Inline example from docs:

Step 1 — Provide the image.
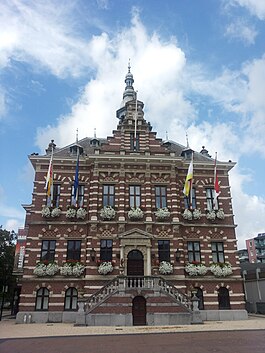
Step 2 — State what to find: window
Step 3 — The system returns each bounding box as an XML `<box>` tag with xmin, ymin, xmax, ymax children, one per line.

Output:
<box><xmin>206</xmin><ymin>188</ymin><xmax>217</xmax><ymax>211</ymax></box>
<box><xmin>40</xmin><ymin>240</ymin><xmax>56</xmax><ymax>262</ymax></box>
<box><xmin>67</xmin><ymin>240</ymin><xmax>81</xmax><ymax>261</ymax></box>
<box><xmin>103</xmin><ymin>185</ymin><xmax>115</xmax><ymax>207</ymax></box>
<box><xmin>64</xmin><ymin>287</ymin><xmax>78</xmax><ymax>311</ymax></box>
<box><xmin>130</xmin><ymin>132</ymin><xmax>139</xmax><ymax>151</ymax></box>
<box><xmin>187</xmin><ymin>241</ymin><xmax>201</xmax><ymax>263</ymax></box>
<box><xmin>100</xmin><ymin>240</ymin><xmax>113</xmax><ymax>262</ymax></box>
<box><xmin>129</xmin><ymin>185</ymin><xmax>141</xmax><ymax>208</ymax></box>
<box><xmin>218</xmin><ymin>287</ymin><xmax>230</xmax><ymax>309</ymax></box>
<box><xmin>51</xmin><ymin>184</ymin><xmax>60</xmax><ymax>207</ymax></box>
<box><xmin>184</xmin><ymin>188</ymin><xmax>196</xmax><ymax>209</ymax></box>
<box><xmin>35</xmin><ymin>287</ymin><xmax>49</xmax><ymax>311</ymax></box>
<box><xmin>71</xmin><ymin>185</ymin><xmax>84</xmax><ymax>207</ymax></box>
<box><xmin>211</xmin><ymin>242</ymin><xmax>224</xmax><ymax>263</ymax></box>
<box><xmin>155</xmin><ymin>186</ymin><xmax>167</xmax><ymax>209</ymax></box>
<box><xmin>195</xmin><ymin>287</ymin><xmax>204</xmax><ymax>310</ymax></box>
<box><xmin>158</xmin><ymin>240</ymin><xmax>170</xmax><ymax>262</ymax></box>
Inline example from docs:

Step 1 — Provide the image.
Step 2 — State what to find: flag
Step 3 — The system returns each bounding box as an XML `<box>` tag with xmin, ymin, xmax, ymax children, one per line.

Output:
<box><xmin>183</xmin><ymin>156</ymin><xmax>193</xmax><ymax>197</ymax></box>
<box><xmin>72</xmin><ymin>151</ymin><xmax>79</xmax><ymax>206</ymax></box>
<box><xmin>45</xmin><ymin>149</ymin><xmax>53</xmax><ymax>205</ymax></box>
<box><xmin>213</xmin><ymin>153</ymin><xmax>220</xmax><ymax>209</ymax></box>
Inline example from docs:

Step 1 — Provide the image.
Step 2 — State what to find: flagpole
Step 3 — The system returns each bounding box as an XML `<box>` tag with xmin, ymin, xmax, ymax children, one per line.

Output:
<box><xmin>134</xmin><ymin>90</ymin><xmax>138</xmax><ymax>150</ymax></box>
<box><xmin>45</xmin><ymin>145</ymin><xmax>54</xmax><ymax>207</ymax></box>
<box><xmin>214</xmin><ymin>152</ymin><xmax>220</xmax><ymax>210</ymax></box>
<box><xmin>190</xmin><ymin>152</ymin><xmax>193</xmax><ymax>209</ymax></box>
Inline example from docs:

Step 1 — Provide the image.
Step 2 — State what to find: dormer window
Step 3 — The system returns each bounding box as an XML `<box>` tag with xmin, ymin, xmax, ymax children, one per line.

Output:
<box><xmin>70</xmin><ymin>145</ymin><xmax>83</xmax><ymax>156</ymax></box>
<box><xmin>90</xmin><ymin>138</ymin><xmax>100</xmax><ymax>148</ymax></box>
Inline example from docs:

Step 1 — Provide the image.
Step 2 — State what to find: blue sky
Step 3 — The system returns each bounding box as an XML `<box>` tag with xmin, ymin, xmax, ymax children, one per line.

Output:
<box><xmin>1</xmin><ymin>0</ymin><xmax>265</xmax><ymax>248</ymax></box>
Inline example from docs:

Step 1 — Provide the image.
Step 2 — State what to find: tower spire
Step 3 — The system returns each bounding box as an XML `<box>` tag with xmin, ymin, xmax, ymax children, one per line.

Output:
<box><xmin>121</xmin><ymin>59</ymin><xmax>135</xmax><ymax>106</ymax></box>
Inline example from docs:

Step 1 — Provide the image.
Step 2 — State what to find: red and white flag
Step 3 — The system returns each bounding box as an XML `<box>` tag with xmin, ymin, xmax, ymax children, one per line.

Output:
<box><xmin>213</xmin><ymin>152</ymin><xmax>220</xmax><ymax>209</ymax></box>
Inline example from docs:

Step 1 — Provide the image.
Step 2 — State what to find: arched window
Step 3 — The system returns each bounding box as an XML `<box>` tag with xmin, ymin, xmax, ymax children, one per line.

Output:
<box><xmin>195</xmin><ymin>287</ymin><xmax>204</xmax><ymax>310</ymax></box>
<box><xmin>64</xmin><ymin>287</ymin><xmax>78</xmax><ymax>311</ymax></box>
<box><xmin>218</xmin><ymin>287</ymin><xmax>231</xmax><ymax>309</ymax></box>
<box><xmin>35</xmin><ymin>287</ymin><xmax>49</xmax><ymax>311</ymax></box>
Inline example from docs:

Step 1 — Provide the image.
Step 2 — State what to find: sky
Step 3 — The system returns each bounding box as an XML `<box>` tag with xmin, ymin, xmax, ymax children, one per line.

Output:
<box><xmin>0</xmin><ymin>0</ymin><xmax>265</xmax><ymax>249</ymax></box>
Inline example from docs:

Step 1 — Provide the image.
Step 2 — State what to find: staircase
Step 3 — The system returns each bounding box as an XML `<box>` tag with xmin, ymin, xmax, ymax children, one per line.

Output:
<box><xmin>85</xmin><ymin>276</ymin><xmax>192</xmax><ymax>314</ymax></box>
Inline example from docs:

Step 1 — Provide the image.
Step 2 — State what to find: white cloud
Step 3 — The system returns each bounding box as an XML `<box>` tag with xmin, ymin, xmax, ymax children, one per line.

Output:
<box><xmin>225</xmin><ymin>18</ymin><xmax>257</xmax><ymax>45</ymax></box>
<box><xmin>229</xmin><ymin>0</ymin><xmax>265</xmax><ymax>20</ymax></box>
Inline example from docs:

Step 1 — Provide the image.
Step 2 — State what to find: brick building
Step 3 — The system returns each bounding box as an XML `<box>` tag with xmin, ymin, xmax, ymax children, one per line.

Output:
<box><xmin>16</xmin><ymin>67</ymin><xmax>246</xmax><ymax>325</ymax></box>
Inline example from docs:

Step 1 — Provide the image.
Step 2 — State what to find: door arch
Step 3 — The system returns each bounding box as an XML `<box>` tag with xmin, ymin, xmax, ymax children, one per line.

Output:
<box><xmin>218</xmin><ymin>287</ymin><xmax>231</xmax><ymax>309</ymax></box>
<box><xmin>132</xmin><ymin>296</ymin><xmax>146</xmax><ymax>326</ymax></box>
<box><xmin>127</xmin><ymin>250</ymin><xmax>144</xmax><ymax>276</ymax></box>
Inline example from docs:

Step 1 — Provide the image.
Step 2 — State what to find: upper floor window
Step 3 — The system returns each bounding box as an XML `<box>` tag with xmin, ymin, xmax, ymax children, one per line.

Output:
<box><xmin>155</xmin><ymin>186</ymin><xmax>167</xmax><ymax>209</ymax></box>
<box><xmin>184</xmin><ymin>188</ymin><xmax>196</xmax><ymax>209</ymax></box>
<box><xmin>129</xmin><ymin>185</ymin><xmax>141</xmax><ymax>208</ymax></box>
<box><xmin>47</xmin><ymin>184</ymin><xmax>60</xmax><ymax>207</ymax></box>
<box><xmin>158</xmin><ymin>240</ymin><xmax>170</xmax><ymax>262</ymax></box>
<box><xmin>187</xmin><ymin>241</ymin><xmax>201</xmax><ymax>263</ymax></box>
<box><xmin>103</xmin><ymin>185</ymin><xmax>115</xmax><ymax>207</ymax></box>
<box><xmin>35</xmin><ymin>287</ymin><xmax>49</xmax><ymax>311</ymax></box>
<box><xmin>206</xmin><ymin>188</ymin><xmax>218</xmax><ymax>211</ymax></box>
<box><xmin>130</xmin><ymin>132</ymin><xmax>140</xmax><ymax>151</ymax></box>
<box><xmin>67</xmin><ymin>240</ymin><xmax>81</xmax><ymax>262</ymax></box>
<box><xmin>71</xmin><ymin>185</ymin><xmax>84</xmax><ymax>207</ymax></box>
<box><xmin>211</xmin><ymin>242</ymin><xmax>224</xmax><ymax>263</ymax></box>
<box><xmin>100</xmin><ymin>239</ymin><xmax>113</xmax><ymax>262</ymax></box>
<box><xmin>64</xmin><ymin>287</ymin><xmax>78</xmax><ymax>311</ymax></box>
<box><xmin>40</xmin><ymin>240</ymin><xmax>56</xmax><ymax>262</ymax></box>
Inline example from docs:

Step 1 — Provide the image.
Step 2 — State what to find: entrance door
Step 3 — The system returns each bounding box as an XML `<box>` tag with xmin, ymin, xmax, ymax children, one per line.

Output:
<box><xmin>127</xmin><ymin>250</ymin><xmax>144</xmax><ymax>276</ymax></box>
<box><xmin>132</xmin><ymin>296</ymin><xmax>146</xmax><ymax>326</ymax></box>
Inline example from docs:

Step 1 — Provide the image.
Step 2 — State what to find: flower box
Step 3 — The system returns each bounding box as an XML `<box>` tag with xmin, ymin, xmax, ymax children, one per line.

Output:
<box><xmin>210</xmin><ymin>263</ymin><xmax>232</xmax><ymax>277</ymax></box>
<box><xmin>128</xmin><ymin>207</ymin><xmax>144</xmax><ymax>220</ymax></box>
<box><xmin>185</xmin><ymin>263</ymin><xmax>208</xmax><ymax>276</ymax></box>
<box><xmin>155</xmin><ymin>207</ymin><xmax>170</xmax><ymax>221</ymax></box>
<box><xmin>99</xmin><ymin>206</ymin><xmax>116</xmax><ymax>220</ymax></box>
<box><xmin>60</xmin><ymin>262</ymin><xmax>85</xmax><ymax>277</ymax></box>
<box><xmin>76</xmin><ymin>207</ymin><xmax>87</xmax><ymax>220</ymax></box>
<box><xmin>158</xmin><ymin>261</ymin><xmax>173</xmax><ymax>275</ymax></box>
<box><xmin>33</xmin><ymin>262</ymin><xmax>59</xmax><ymax>277</ymax></box>
<box><xmin>41</xmin><ymin>206</ymin><xmax>61</xmax><ymax>218</ymax></box>
<box><xmin>98</xmin><ymin>261</ymin><xmax>114</xmax><ymax>275</ymax></box>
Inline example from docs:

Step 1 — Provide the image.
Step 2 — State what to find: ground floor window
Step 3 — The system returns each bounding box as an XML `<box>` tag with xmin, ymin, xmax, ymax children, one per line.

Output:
<box><xmin>35</xmin><ymin>287</ymin><xmax>49</xmax><ymax>311</ymax></box>
<box><xmin>64</xmin><ymin>287</ymin><xmax>78</xmax><ymax>311</ymax></box>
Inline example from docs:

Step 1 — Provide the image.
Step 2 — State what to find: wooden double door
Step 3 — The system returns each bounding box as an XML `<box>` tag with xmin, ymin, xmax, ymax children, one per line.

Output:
<box><xmin>127</xmin><ymin>249</ymin><xmax>144</xmax><ymax>276</ymax></box>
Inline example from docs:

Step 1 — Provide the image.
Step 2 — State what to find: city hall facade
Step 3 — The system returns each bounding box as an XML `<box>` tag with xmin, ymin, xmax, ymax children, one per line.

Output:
<box><xmin>16</xmin><ymin>67</ymin><xmax>246</xmax><ymax>325</ymax></box>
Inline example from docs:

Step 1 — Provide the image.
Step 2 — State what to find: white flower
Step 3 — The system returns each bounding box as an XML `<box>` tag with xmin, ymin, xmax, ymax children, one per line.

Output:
<box><xmin>51</xmin><ymin>207</ymin><xmax>61</xmax><ymax>218</ymax></box>
<box><xmin>46</xmin><ymin>263</ymin><xmax>59</xmax><ymax>276</ymax></box>
<box><xmin>33</xmin><ymin>262</ymin><xmax>58</xmax><ymax>276</ymax></box>
<box><xmin>60</xmin><ymin>263</ymin><xmax>73</xmax><ymax>276</ymax></box>
<box><xmin>182</xmin><ymin>209</ymin><xmax>192</xmax><ymax>220</ymax></box>
<box><xmin>206</xmin><ymin>210</ymin><xmax>216</xmax><ymax>220</ymax></box>
<box><xmin>33</xmin><ymin>263</ymin><xmax>47</xmax><ymax>276</ymax></box>
<box><xmin>193</xmin><ymin>209</ymin><xmax>201</xmax><ymax>220</ymax></box>
<box><xmin>155</xmin><ymin>207</ymin><xmax>170</xmax><ymax>220</ymax></box>
<box><xmin>210</xmin><ymin>263</ymin><xmax>232</xmax><ymax>277</ymax></box>
<box><xmin>185</xmin><ymin>263</ymin><xmax>208</xmax><ymax>276</ymax></box>
<box><xmin>72</xmin><ymin>263</ymin><xmax>85</xmax><ymax>277</ymax></box>
<box><xmin>158</xmin><ymin>261</ymin><xmax>173</xmax><ymax>275</ymax></box>
<box><xmin>76</xmin><ymin>207</ymin><xmax>87</xmax><ymax>219</ymax></box>
<box><xmin>216</xmin><ymin>208</ymin><xmax>225</xmax><ymax>220</ymax></box>
<box><xmin>66</xmin><ymin>208</ymin><xmax>76</xmax><ymax>218</ymax></box>
<box><xmin>98</xmin><ymin>261</ymin><xmax>113</xmax><ymax>275</ymax></box>
<box><xmin>41</xmin><ymin>206</ymin><xmax>51</xmax><ymax>218</ymax></box>
<box><xmin>100</xmin><ymin>206</ymin><xmax>116</xmax><ymax>220</ymax></box>
<box><xmin>128</xmin><ymin>207</ymin><xmax>144</xmax><ymax>220</ymax></box>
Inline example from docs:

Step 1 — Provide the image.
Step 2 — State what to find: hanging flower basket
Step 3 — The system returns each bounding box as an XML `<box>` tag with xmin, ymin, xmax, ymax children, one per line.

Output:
<box><xmin>128</xmin><ymin>207</ymin><xmax>144</xmax><ymax>220</ymax></box>
<box><xmin>51</xmin><ymin>207</ymin><xmax>61</xmax><ymax>218</ymax></box>
<box><xmin>182</xmin><ymin>209</ymin><xmax>193</xmax><ymax>220</ymax></box>
<box><xmin>76</xmin><ymin>207</ymin><xmax>87</xmax><ymax>220</ymax></box>
<box><xmin>216</xmin><ymin>208</ymin><xmax>225</xmax><ymax>220</ymax></box>
<box><xmin>185</xmin><ymin>263</ymin><xmax>208</xmax><ymax>276</ymax></box>
<box><xmin>33</xmin><ymin>262</ymin><xmax>59</xmax><ymax>277</ymax></box>
<box><xmin>155</xmin><ymin>207</ymin><xmax>170</xmax><ymax>221</ymax></box>
<box><xmin>206</xmin><ymin>210</ymin><xmax>216</xmax><ymax>221</ymax></box>
<box><xmin>98</xmin><ymin>261</ymin><xmax>114</xmax><ymax>275</ymax></box>
<box><xmin>210</xmin><ymin>263</ymin><xmax>232</xmax><ymax>277</ymax></box>
<box><xmin>41</xmin><ymin>206</ymin><xmax>51</xmax><ymax>218</ymax></box>
<box><xmin>158</xmin><ymin>261</ymin><xmax>173</xmax><ymax>275</ymax></box>
<box><xmin>66</xmin><ymin>207</ymin><xmax>77</xmax><ymax>219</ymax></box>
<box><xmin>193</xmin><ymin>209</ymin><xmax>202</xmax><ymax>220</ymax></box>
<box><xmin>60</xmin><ymin>262</ymin><xmax>85</xmax><ymax>277</ymax></box>
<box><xmin>99</xmin><ymin>206</ymin><xmax>116</xmax><ymax>220</ymax></box>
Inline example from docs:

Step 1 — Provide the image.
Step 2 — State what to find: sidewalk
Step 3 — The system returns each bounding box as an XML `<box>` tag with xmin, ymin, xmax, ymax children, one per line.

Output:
<box><xmin>0</xmin><ymin>315</ymin><xmax>265</xmax><ymax>339</ymax></box>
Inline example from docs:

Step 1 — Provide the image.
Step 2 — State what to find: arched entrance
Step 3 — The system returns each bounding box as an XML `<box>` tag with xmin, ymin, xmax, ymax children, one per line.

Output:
<box><xmin>127</xmin><ymin>250</ymin><xmax>144</xmax><ymax>276</ymax></box>
<box><xmin>132</xmin><ymin>296</ymin><xmax>146</xmax><ymax>326</ymax></box>
<box><xmin>218</xmin><ymin>287</ymin><xmax>231</xmax><ymax>309</ymax></box>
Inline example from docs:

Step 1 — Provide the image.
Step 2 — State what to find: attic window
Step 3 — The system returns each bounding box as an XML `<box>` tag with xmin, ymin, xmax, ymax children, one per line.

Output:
<box><xmin>90</xmin><ymin>138</ymin><xmax>100</xmax><ymax>147</ymax></box>
<box><xmin>181</xmin><ymin>149</ymin><xmax>193</xmax><ymax>160</ymax></box>
<box><xmin>70</xmin><ymin>145</ymin><xmax>83</xmax><ymax>155</ymax></box>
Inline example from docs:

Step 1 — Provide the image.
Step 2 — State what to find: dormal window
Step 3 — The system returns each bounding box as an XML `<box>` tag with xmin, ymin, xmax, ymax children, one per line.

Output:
<box><xmin>155</xmin><ymin>186</ymin><xmax>167</xmax><ymax>209</ymax></box>
<box><xmin>187</xmin><ymin>241</ymin><xmax>201</xmax><ymax>263</ymax></box>
<box><xmin>211</xmin><ymin>242</ymin><xmax>224</xmax><ymax>263</ymax></box>
<box><xmin>206</xmin><ymin>188</ymin><xmax>218</xmax><ymax>211</ymax></box>
<box><xmin>40</xmin><ymin>240</ymin><xmax>56</xmax><ymax>262</ymax></box>
<box><xmin>67</xmin><ymin>240</ymin><xmax>81</xmax><ymax>262</ymax></box>
<box><xmin>47</xmin><ymin>184</ymin><xmax>60</xmax><ymax>208</ymax></box>
<box><xmin>71</xmin><ymin>185</ymin><xmax>84</xmax><ymax>207</ymax></box>
<box><xmin>100</xmin><ymin>239</ymin><xmax>113</xmax><ymax>262</ymax></box>
<box><xmin>64</xmin><ymin>287</ymin><xmax>78</xmax><ymax>311</ymax></box>
<box><xmin>103</xmin><ymin>185</ymin><xmax>115</xmax><ymax>207</ymax></box>
<box><xmin>158</xmin><ymin>240</ymin><xmax>170</xmax><ymax>262</ymax></box>
<box><xmin>184</xmin><ymin>188</ymin><xmax>196</xmax><ymax>209</ymax></box>
<box><xmin>35</xmin><ymin>287</ymin><xmax>49</xmax><ymax>311</ymax></box>
<box><xmin>130</xmin><ymin>133</ymin><xmax>140</xmax><ymax>151</ymax></box>
<box><xmin>129</xmin><ymin>185</ymin><xmax>141</xmax><ymax>208</ymax></box>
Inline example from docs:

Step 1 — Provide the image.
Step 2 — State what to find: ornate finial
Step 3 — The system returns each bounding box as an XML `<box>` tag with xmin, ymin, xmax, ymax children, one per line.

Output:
<box><xmin>128</xmin><ymin>58</ymin><xmax>131</xmax><ymax>73</ymax></box>
<box><xmin>94</xmin><ymin>128</ymin><xmax>97</xmax><ymax>138</ymax></box>
<box><xmin>186</xmin><ymin>131</ymin><xmax>190</xmax><ymax>148</ymax></box>
<box><xmin>76</xmin><ymin>128</ymin><xmax>79</xmax><ymax>143</ymax></box>
<box><xmin>166</xmin><ymin>131</ymin><xmax>169</xmax><ymax>141</ymax></box>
